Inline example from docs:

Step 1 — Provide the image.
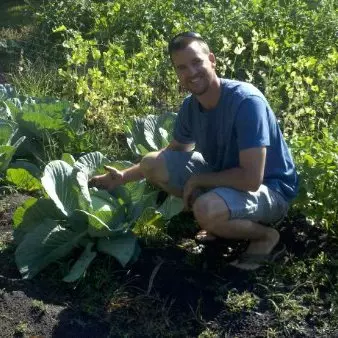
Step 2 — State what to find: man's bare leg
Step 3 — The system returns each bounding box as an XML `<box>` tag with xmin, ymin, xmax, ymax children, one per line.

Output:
<box><xmin>139</xmin><ymin>151</ymin><xmax>183</xmax><ymax>197</ymax></box>
<box><xmin>139</xmin><ymin>153</ymin><xmax>280</xmax><ymax>269</ymax></box>
<box><xmin>193</xmin><ymin>192</ymin><xmax>280</xmax><ymax>270</ymax></box>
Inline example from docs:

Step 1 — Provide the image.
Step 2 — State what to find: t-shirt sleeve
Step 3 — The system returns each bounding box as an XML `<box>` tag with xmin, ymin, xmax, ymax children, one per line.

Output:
<box><xmin>173</xmin><ymin>99</ymin><xmax>195</xmax><ymax>144</ymax></box>
<box><xmin>235</xmin><ymin>96</ymin><xmax>270</xmax><ymax>150</ymax></box>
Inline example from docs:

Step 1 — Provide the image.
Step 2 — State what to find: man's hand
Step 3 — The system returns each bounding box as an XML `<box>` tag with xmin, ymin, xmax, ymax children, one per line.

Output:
<box><xmin>88</xmin><ymin>165</ymin><xmax>124</xmax><ymax>191</ymax></box>
<box><xmin>183</xmin><ymin>175</ymin><xmax>201</xmax><ymax>211</ymax></box>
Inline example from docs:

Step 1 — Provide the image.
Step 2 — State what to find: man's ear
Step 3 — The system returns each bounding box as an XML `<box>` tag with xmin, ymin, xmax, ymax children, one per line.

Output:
<box><xmin>209</xmin><ymin>53</ymin><xmax>216</xmax><ymax>67</ymax></box>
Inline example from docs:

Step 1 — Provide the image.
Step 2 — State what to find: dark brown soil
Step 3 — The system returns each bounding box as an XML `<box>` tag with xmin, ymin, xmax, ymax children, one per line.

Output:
<box><xmin>0</xmin><ymin>192</ymin><xmax>337</xmax><ymax>337</ymax></box>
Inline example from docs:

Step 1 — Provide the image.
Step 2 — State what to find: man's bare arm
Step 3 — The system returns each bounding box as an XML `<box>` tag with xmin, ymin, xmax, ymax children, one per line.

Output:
<box><xmin>89</xmin><ymin>139</ymin><xmax>194</xmax><ymax>190</ymax></box>
<box><xmin>186</xmin><ymin>147</ymin><xmax>266</xmax><ymax>192</ymax></box>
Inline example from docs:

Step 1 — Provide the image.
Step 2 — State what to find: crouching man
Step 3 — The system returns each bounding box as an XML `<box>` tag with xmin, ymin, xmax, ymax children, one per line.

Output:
<box><xmin>89</xmin><ymin>32</ymin><xmax>299</xmax><ymax>270</ymax></box>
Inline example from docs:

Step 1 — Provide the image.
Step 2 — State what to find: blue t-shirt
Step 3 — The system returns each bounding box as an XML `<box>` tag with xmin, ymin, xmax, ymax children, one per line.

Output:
<box><xmin>173</xmin><ymin>79</ymin><xmax>299</xmax><ymax>202</ymax></box>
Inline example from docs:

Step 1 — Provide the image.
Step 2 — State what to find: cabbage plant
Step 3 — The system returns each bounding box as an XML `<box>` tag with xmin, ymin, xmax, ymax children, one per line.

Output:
<box><xmin>0</xmin><ymin>84</ymin><xmax>86</xmax><ymax>164</ymax></box>
<box><xmin>13</xmin><ymin>151</ymin><xmax>183</xmax><ymax>282</ymax></box>
<box><xmin>0</xmin><ymin>121</ymin><xmax>25</xmax><ymax>172</ymax></box>
<box><xmin>125</xmin><ymin>112</ymin><xmax>176</xmax><ymax>157</ymax></box>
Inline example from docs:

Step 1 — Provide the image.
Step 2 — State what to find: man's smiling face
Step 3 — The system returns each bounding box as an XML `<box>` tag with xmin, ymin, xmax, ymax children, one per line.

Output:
<box><xmin>171</xmin><ymin>40</ymin><xmax>217</xmax><ymax>96</ymax></box>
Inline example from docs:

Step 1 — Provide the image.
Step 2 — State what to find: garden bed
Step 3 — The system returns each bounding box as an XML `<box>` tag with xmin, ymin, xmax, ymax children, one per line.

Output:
<box><xmin>1</xmin><ymin>192</ymin><xmax>337</xmax><ymax>337</ymax></box>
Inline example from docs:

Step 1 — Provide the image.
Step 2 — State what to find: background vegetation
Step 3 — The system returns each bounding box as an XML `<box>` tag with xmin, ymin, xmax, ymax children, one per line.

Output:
<box><xmin>14</xmin><ymin>0</ymin><xmax>337</xmax><ymax>229</ymax></box>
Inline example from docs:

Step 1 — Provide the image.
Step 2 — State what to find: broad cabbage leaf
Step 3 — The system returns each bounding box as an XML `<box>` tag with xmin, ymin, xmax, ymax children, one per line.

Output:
<box><xmin>125</xmin><ymin>112</ymin><xmax>176</xmax><ymax>157</ymax></box>
<box><xmin>15</xmin><ymin>218</ymin><xmax>87</xmax><ymax>279</ymax></box>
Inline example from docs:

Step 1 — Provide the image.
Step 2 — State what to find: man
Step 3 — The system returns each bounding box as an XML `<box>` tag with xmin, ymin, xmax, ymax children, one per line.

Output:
<box><xmin>89</xmin><ymin>32</ymin><xmax>298</xmax><ymax>270</ymax></box>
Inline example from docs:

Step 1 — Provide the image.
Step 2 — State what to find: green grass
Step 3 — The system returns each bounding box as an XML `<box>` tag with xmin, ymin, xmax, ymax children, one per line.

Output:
<box><xmin>8</xmin><ymin>57</ymin><xmax>61</xmax><ymax>97</ymax></box>
<box><xmin>0</xmin><ymin>0</ymin><xmax>50</xmax><ymax>85</ymax></box>
<box><xmin>0</xmin><ymin>0</ymin><xmax>38</xmax><ymax>40</ymax></box>
<box><xmin>0</xmin><ymin>1</ymin><xmax>32</xmax><ymax>28</ymax></box>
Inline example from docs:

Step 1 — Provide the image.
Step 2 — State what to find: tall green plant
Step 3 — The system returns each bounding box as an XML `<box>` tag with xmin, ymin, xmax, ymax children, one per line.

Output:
<box><xmin>48</xmin><ymin>0</ymin><xmax>337</xmax><ymax>137</ymax></box>
<box><xmin>290</xmin><ymin>126</ymin><xmax>338</xmax><ymax>230</ymax></box>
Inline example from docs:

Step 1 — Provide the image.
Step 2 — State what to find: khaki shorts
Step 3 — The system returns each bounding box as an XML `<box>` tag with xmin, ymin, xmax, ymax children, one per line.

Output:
<box><xmin>161</xmin><ymin>149</ymin><xmax>289</xmax><ymax>225</ymax></box>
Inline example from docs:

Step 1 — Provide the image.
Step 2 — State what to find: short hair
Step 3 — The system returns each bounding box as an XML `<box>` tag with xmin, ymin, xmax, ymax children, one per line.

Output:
<box><xmin>168</xmin><ymin>31</ymin><xmax>210</xmax><ymax>59</ymax></box>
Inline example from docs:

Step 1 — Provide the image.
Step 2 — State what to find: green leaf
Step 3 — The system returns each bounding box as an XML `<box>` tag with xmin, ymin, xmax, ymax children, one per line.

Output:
<box><xmin>74</xmin><ymin>151</ymin><xmax>109</xmax><ymax>176</ymax></box>
<box><xmin>20</xmin><ymin>109</ymin><xmax>66</xmax><ymax>138</ymax></box>
<box><xmin>77</xmin><ymin>206</ymin><xmax>127</xmax><ymax>238</ymax></box>
<box><xmin>125</xmin><ymin>118</ymin><xmax>147</xmax><ymax>156</ymax></box>
<box><xmin>97</xmin><ymin>232</ymin><xmax>138</xmax><ymax>267</ymax></box>
<box><xmin>0</xmin><ymin>121</ymin><xmax>14</xmax><ymax>144</ymax></box>
<box><xmin>125</xmin><ymin>112</ymin><xmax>176</xmax><ymax>157</ymax></box>
<box><xmin>15</xmin><ymin>218</ymin><xmax>87</xmax><ymax>279</ymax></box>
<box><xmin>303</xmin><ymin>154</ymin><xmax>316</xmax><ymax>166</ymax></box>
<box><xmin>0</xmin><ymin>129</ymin><xmax>25</xmax><ymax>172</ymax></box>
<box><xmin>63</xmin><ymin>242</ymin><xmax>97</xmax><ymax>283</ymax></box>
<box><xmin>157</xmin><ymin>195</ymin><xmax>184</xmax><ymax>220</ymax></box>
<box><xmin>130</xmin><ymin>190</ymin><xmax>158</xmax><ymax>221</ymax></box>
<box><xmin>53</xmin><ymin>25</ymin><xmax>67</xmax><ymax>33</ymax></box>
<box><xmin>73</xmin><ymin>151</ymin><xmax>110</xmax><ymax>208</ymax></box>
<box><xmin>0</xmin><ymin>101</ymin><xmax>14</xmax><ymax>120</ymax></box>
<box><xmin>0</xmin><ymin>145</ymin><xmax>16</xmax><ymax>172</ymax></box>
<box><xmin>133</xmin><ymin>206</ymin><xmax>164</xmax><ymax>235</ymax></box>
<box><xmin>67</xmin><ymin>209</ymin><xmax>93</xmax><ymax>233</ymax></box>
<box><xmin>13</xmin><ymin>197</ymin><xmax>65</xmax><ymax>244</ymax></box>
<box><xmin>6</xmin><ymin>168</ymin><xmax>43</xmax><ymax>191</ymax></box>
<box><xmin>90</xmin><ymin>189</ymin><xmax>126</xmax><ymax>225</ymax></box>
<box><xmin>41</xmin><ymin>160</ymin><xmax>81</xmax><ymax>217</ymax></box>
<box><xmin>61</xmin><ymin>153</ymin><xmax>76</xmax><ymax>166</ymax></box>
<box><xmin>9</xmin><ymin>160</ymin><xmax>41</xmax><ymax>178</ymax></box>
<box><xmin>144</xmin><ymin>115</ymin><xmax>161</xmax><ymax>151</ymax></box>
<box><xmin>109</xmin><ymin>160</ymin><xmax>147</xmax><ymax>205</ymax></box>
<box><xmin>14</xmin><ymin>101</ymin><xmax>77</xmax><ymax>148</ymax></box>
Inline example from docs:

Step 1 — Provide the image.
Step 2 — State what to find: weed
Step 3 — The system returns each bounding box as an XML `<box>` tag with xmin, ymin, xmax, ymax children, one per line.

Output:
<box><xmin>198</xmin><ymin>328</ymin><xmax>219</xmax><ymax>338</ymax></box>
<box><xmin>14</xmin><ymin>321</ymin><xmax>28</xmax><ymax>335</ymax></box>
<box><xmin>31</xmin><ymin>299</ymin><xmax>46</xmax><ymax>314</ymax></box>
<box><xmin>183</xmin><ymin>244</ymin><xmax>205</xmax><ymax>268</ymax></box>
<box><xmin>133</xmin><ymin>209</ymin><xmax>170</xmax><ymax>246</ymax></box>
<box><xmin>0</xmin><ymin>25</ymin><xmax>34</xmax><ymax>40</ymax></box>
<box><xmin>9</xmin><ymin>57</ymin><xmax>61</xmax><ymax>98</ymax></box>
<box><xmin>225</xmin><ymin>289</ymin><xmax>259</xmax><ymax>313</ymax></box>
<box><xmin>83</xmin><ymin>127</ymin><xmax>132</xmax><ymax>161</ymax></box>
<box><xmin>0</xmin><ymin>236</ymin><xmax>10</xmax><ymax>253</ymax></box>
<box><xmin>266</xmin><ymin>327</ymin><xmax>279</xmax><ymax>337</ymax></box>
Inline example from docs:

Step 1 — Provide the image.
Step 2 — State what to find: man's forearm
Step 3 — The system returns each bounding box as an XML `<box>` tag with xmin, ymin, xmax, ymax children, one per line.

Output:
<box><xmin>193</xmin><ymin>167</ymin><xmax>262</xmax><ymax>192</ymax></box>
<box><xmin>121</xmin><ymin>163</ymin><xmax>144</xmax><ymax>183</ymax></box>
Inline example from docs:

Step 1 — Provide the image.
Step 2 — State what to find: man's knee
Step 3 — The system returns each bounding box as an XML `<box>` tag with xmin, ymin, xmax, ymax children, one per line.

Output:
<box><xmin>139</xmin><ymin>151</ymin><xmax>169</xmax><ymax>183</ymax></box>
<box><xmin>192</xmin><ymin>192</ymin><xmax>230</xmax><ymax>229</ymax></box>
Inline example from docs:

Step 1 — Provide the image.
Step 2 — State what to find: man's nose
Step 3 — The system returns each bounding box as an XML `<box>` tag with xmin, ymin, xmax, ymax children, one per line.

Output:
<box><xmin>186</xmin><ymin>65</ymin><xmax>198</xmax><ymax>77</ymax></box>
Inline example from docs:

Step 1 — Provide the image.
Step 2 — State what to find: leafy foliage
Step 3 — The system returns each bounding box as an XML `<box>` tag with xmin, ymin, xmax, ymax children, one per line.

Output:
<box><xmin>40</xmin><ymin>0</ymin><xmax>336</xmax><ymax>231</ymax></box>
<box><xmin>13</xmin><ymin>152</ymin><xmax>137</xmax><ymax>280</ymax></box>
<box><xmin>125</xmin><ymin>112</ymin><xmax>176</xmax><ymax>158</ymax></box>
<box><xmin>290</xmin><ymin>127</ymin><xmax>338</xmax><ymax>229</ymax></box>
<box><xmin>0</xmin><ymin>120</ymin><xmax>25</xmax><ymax>172</ymax></box>
<box><xmin>13</xmin><ymin>149</ymin><xmax>183</xmax><ymax>281</ymax></box>
<box><xmin>31</xmin><ymin>0</ymin><xmax>337</xmax><ymax>137</ymax></box>
<box><xmin>0</xmin><ymin>84</ymin><xmax>88</xmax><ymax>165</ymax></box>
